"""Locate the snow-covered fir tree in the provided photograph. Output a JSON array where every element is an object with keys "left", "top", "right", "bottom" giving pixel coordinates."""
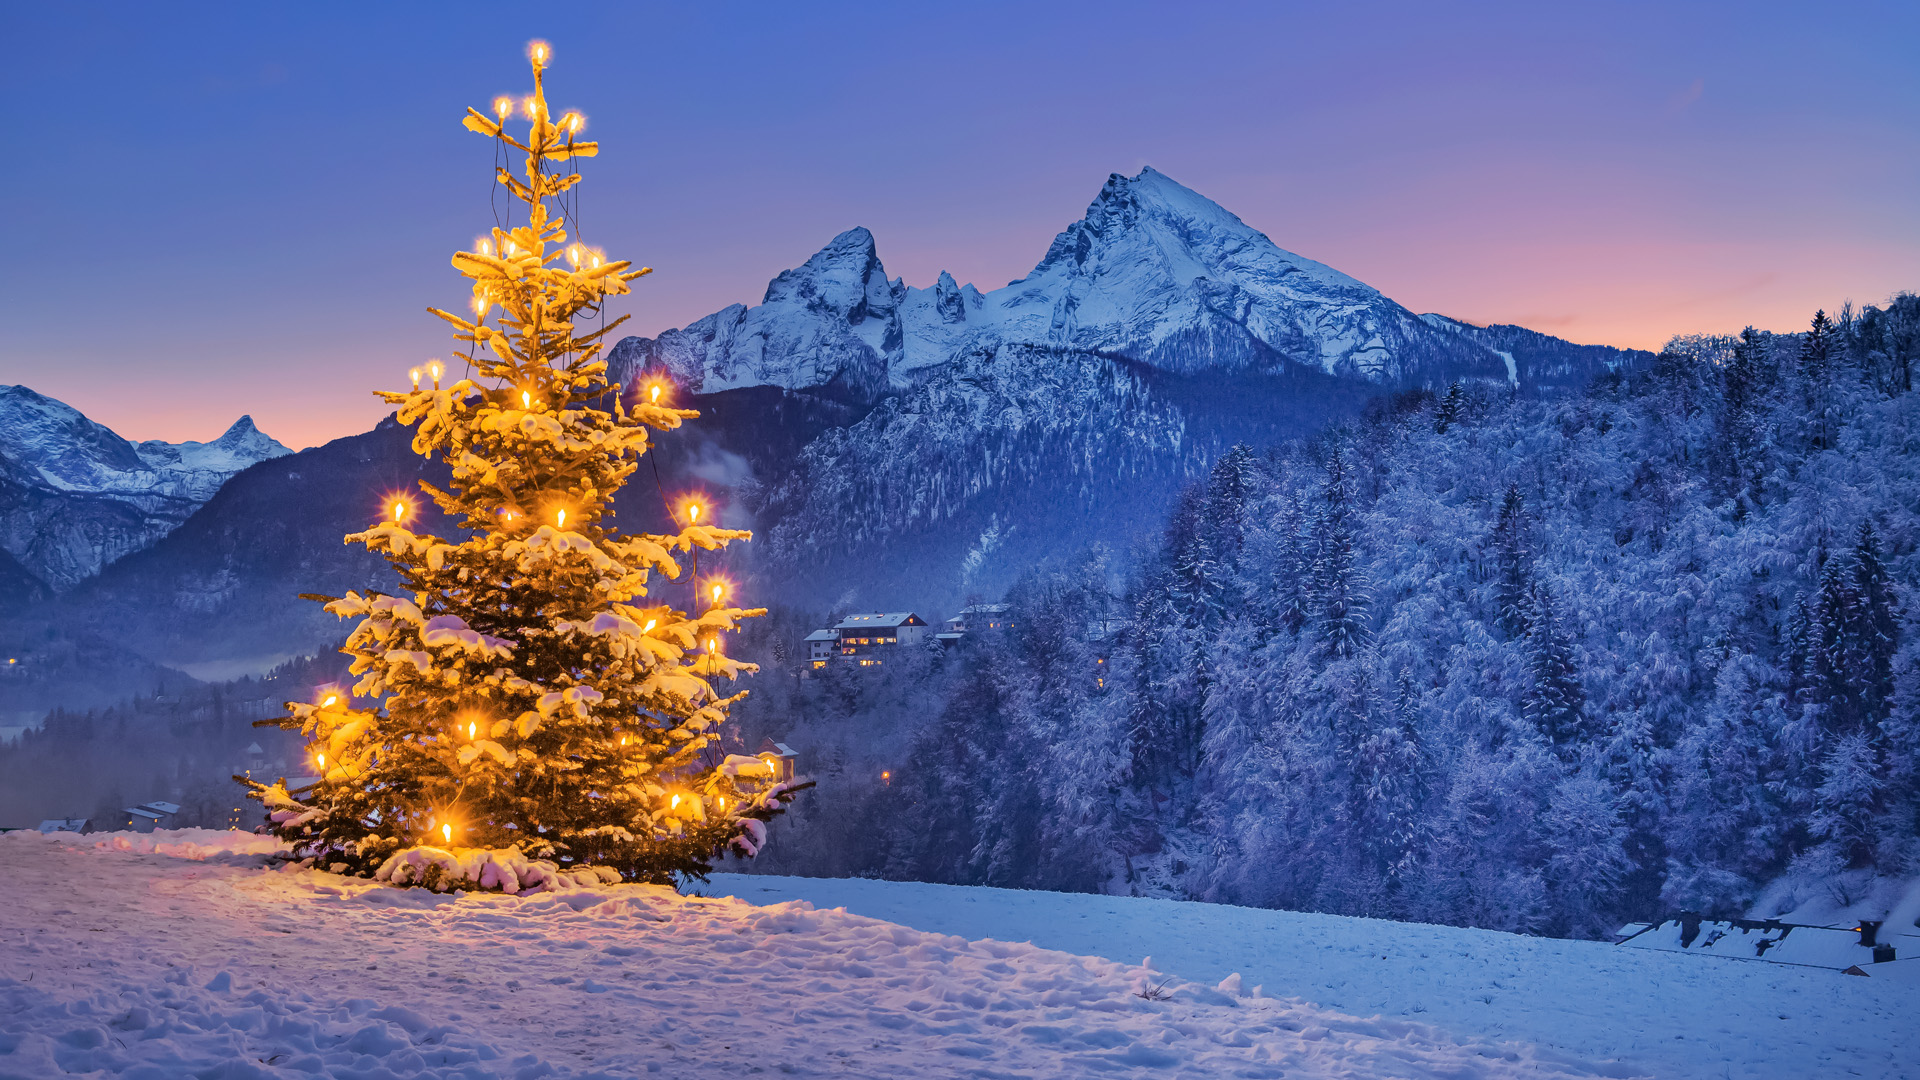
[{"left": 248, "top": 43, "right": 801, "bottom": 888}]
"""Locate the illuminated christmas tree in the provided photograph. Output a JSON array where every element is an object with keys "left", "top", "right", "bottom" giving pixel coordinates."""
[{"left": 247, "top": 41, "right": 801, "bottom": 889}]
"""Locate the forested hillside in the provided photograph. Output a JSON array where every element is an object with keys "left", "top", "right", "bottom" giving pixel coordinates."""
[{"left": 746, "top": 297, "right": 1920, "bottom": 937}]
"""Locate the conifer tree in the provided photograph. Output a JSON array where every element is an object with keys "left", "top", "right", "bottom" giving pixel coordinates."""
[
  {"left": 247, "top": 43, "right": 801, "bottom": 888},
  {"left": 1309, "top": 451, "right": 1370, "bottom": 661},
  {"left": 1490, "top": 484, "right": 1532, "bottom": 639}
]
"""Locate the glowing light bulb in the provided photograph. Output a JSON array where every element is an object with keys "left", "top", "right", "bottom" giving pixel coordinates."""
[
  {"left": 522, "top": 390, "right": 532, "bottom": 408},
  {"left": 528, "top": 40, "right": 549, "bottom": 65},
  {"left": 429, "top": 362, "right": 442, "bottom": 384},
  {"left": 717, "top": 797, "right": 726, "bottom": 809},
  {"left": 392, "top": 500, "right": 407, "bottom": 522},
  {"left": 506, "top": 512, "right": 515, "bottom": 521},
  {"left": 441, "top": 822, "right": 452, "bottom": 843},
  {"left": 588, "top": 253, "right": 602, "bottom": 269},
  {"left": 686, "top": 503, "right": 701, "bottom": 523},
  {"left": 711, "top": 583, "right": 724, "bottom": 604},
  {"left": 670, "top": 794, "right": 681, "bottom": 809},
  {"left": 649, "top": 384, "right": 662, "bottom": 404},
  {"left": 316, "top": 752, "right": 326, "bottom": 769},
  {"left": 620, "top": 735, "right": 627, "bottom": 746},
  {"left": 642, "top": 619, "right": 656, "bottom": 633},
  {"left": 322, "top": 695, "right": 338, "bottom": 708},
  {"left": 493, "top": 97, "right": 512, "bottom": 120},
  {"left": 556, "top": 509, "right": 567, "bottom": 528},
  {"left": 567, "top": 245, "right": 581, "bottom": 267},
  {"left": 565, "top": 114, "right": 583, "bottom": 134},
  {"left": 522, "top": 97, "right": 537, "bottom": 120},
  {"left": 477, "top": 238, "right": 493, "bottom": 257},
  {"left": 467, "top": 721, "right": 477, "bottom": 739},
  {"left": 409, "top": 368, "right": 420, "bottom": 389},
  {"left": 472, "top": 296, "right": 487, "bottom": 318},
  {"left": 709, "top": 638, "right": 718, "bottom": 653}
]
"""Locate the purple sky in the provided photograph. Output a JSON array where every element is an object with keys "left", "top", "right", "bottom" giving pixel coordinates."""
[{"left": 5, "top": 2, "right": 1916, "bottom": 449}]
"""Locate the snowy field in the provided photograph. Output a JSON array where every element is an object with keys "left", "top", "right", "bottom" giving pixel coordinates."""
[
  {"left": 0, "top": 832, "right": 1906, "bottom": 1080},
  {"left": 710, "top": 875, "right": 1917, "bottom": 1080}
]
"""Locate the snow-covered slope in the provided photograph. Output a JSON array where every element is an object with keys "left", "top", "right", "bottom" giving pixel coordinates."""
[
  {"left": 0, "top": 386, "right": 290, "bottom": 591},
  {"left": 720, "top": 873, "right": 1917, "bottom": 1080},
  {"left": 609, "top": 168, "right": 1545, "bottom": 398},
  {"left": 2, "top": 829, "right": 1615, "bottom": 1079}
]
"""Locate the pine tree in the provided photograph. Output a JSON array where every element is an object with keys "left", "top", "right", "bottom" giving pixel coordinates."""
[
  {"left": 1309, "top": 450, "right": 1370, "bottom": 661},
  {"left": 1800, "top": 309, "right": 1836, "bottom": 451},
  {"left": 1849, "top": 521, "right": 1898, "bottom": 725},
  {"left": 1490, "top": 483, "right": 1532, "bottom": 638},
  {"left": 1520, "top": 584, "right": 1587, "bottom": 749},
  {"left": 247, "top": 43, "right": 801, "bottom": 888}
]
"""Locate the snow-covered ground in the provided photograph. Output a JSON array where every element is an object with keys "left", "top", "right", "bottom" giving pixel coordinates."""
[
  {"left": 0, "top": 831, "right": 1908, "bottom": 1079},
  {"left": 708, "top": 874, "right": 1917, "bottom": 1080}
]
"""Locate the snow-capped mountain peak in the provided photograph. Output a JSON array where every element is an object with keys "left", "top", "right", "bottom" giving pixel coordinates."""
[
  {"left": 135, "top": 414, "right": 291, "bottom": 485},
  {"left": 0, "top": 386, "right": 291, "bottom": 590},
  {"left": 611, "top": 167, "right": 1517, "bottom": 396}
]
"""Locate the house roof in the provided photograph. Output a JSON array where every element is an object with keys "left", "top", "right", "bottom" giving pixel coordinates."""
[
  {"left": 125, "top": 807, "right": 164, "bottom": 821},
  {"left": 804, "top": 629, "right": 841, "bottom": 641},
  {"left": 958, "top": 604, "right": 1009, "bottom": 615},
  {"left": 140, "top": 802, "right": 181, "bottom": 816},
  {"left": 834, "top": 612, "right": 925, "bottom": 629},
  {"left": 38, "top": 819, "right": 86, "bottom": 833}
]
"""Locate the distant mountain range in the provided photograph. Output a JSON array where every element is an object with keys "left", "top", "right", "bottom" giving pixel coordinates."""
[
  {"left": 0, "top": 168, "right": 1651, "bottom": 709},
  {"left": 0, "top": 386, "right": 289, "bottom": 593}
]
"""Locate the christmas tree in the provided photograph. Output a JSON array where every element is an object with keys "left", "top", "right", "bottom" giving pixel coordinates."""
[{"left": 246, "top": 41, "right": 802, "bottom": 889}]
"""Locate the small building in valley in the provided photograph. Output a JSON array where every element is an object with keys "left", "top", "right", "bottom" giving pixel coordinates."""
[{"left": 799, "top": 612, "right": 930, "bottom": 671}]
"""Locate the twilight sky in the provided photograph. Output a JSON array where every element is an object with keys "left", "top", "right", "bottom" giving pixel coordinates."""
[{"left": 4, "top": 1, "right": 1917, "bottom": 449}]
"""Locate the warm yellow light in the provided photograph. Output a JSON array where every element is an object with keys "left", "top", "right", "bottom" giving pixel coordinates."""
[
  {"left": 316, "top": 752, "right": 326, "bottom": 769},
  {"left": 429, "top": 362, "right": 442, "bottom": 383},
  {"left": 718, "top": 796, "right": 726, "bottom": 809},
  {"left": 493, "top": 97, "right": 513, "bottom": 120},
  {"left": 322, "top": 694, "right": 338, "bottom": 708},
  {"left": 392, "top": 500, "right": 407, "bottom": 522},
  {"left": 567, "top": 245, "right": 581, "bottom": 267},
  {"left": 472, "top": 296, "right": 488, "bottom": 317},
  {"left": 557, "top": 509, "right": 567, "bottom": 528},
  {"left": 588, "top": 253, "right": 602, "bottom": 269},
  {"left": 642, "top": 619, "right": 656, "bottom": 633},
  {"left": 506, "top": 512, "right": 514, "bottom": 521},
  {"left": 409, "top": 368, "right": 421, "bottom": 388},
  {"left": 477, "top": 238, "right": 493, "bottom": 257},
  {"left": 467, "top": 721, "right": 477, "bottom": 739},
  {"left": 528, "top": 40, "right": 550, "bottom": 66},
  {"left": 711, "top": 583, "right": 724, "bottom": 604},
  {"left": 564, "top": 113, "right": 584, "bottom": 135},
  {"left": 686, "top": 502, "right": 701, "bottom": 523},
  {"left": 709, "top": 638, "right": 719, "bottom": 653},
  {"left": 670, "top": 794, "right": 681, "bottom": 809},
  {"left": 441, "top": 822, "right": 453, "bottom": 843},
  {"left": 620, "top": 735, "right": 627, "bottom": 746},
  {"left": 522, "top": 96, "right": 538, "bottom": 120},
  {"left": 649, "top": 383, "right": 662, "bottom": 404},
  {"left": 522, "top": 390, "right": 532, "bottom": 408}
]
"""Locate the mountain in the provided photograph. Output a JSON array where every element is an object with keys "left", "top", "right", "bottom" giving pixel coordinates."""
[
  {"left": 0, "top": 387, "right": 291, "bottom": 592},
  {"left": 608, "top": 168, "right": 1572, "bottom": 401},
  {"left": 9, "top": 168, "right": 1651, "bottom": 688}
]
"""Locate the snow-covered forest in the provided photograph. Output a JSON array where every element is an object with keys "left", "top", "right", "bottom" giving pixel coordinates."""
[{"left": 747, "top": 297, "right": 1920, "bottom": 938}]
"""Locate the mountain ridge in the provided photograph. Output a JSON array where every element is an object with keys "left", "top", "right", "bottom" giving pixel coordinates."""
[
  {"left": 607, "top": 168, "right": 1602, "bottom": 403},
  {"left": 0, "top": 386, "right": 291, "bottom": 592}
]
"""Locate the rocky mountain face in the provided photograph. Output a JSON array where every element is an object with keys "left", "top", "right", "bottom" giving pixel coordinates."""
[
  {"left": 607, "top": 168, "right": 1577, "bottom": 401},
  {"left": 0, "top": 386, "right": 291, "bottom": 593}
]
